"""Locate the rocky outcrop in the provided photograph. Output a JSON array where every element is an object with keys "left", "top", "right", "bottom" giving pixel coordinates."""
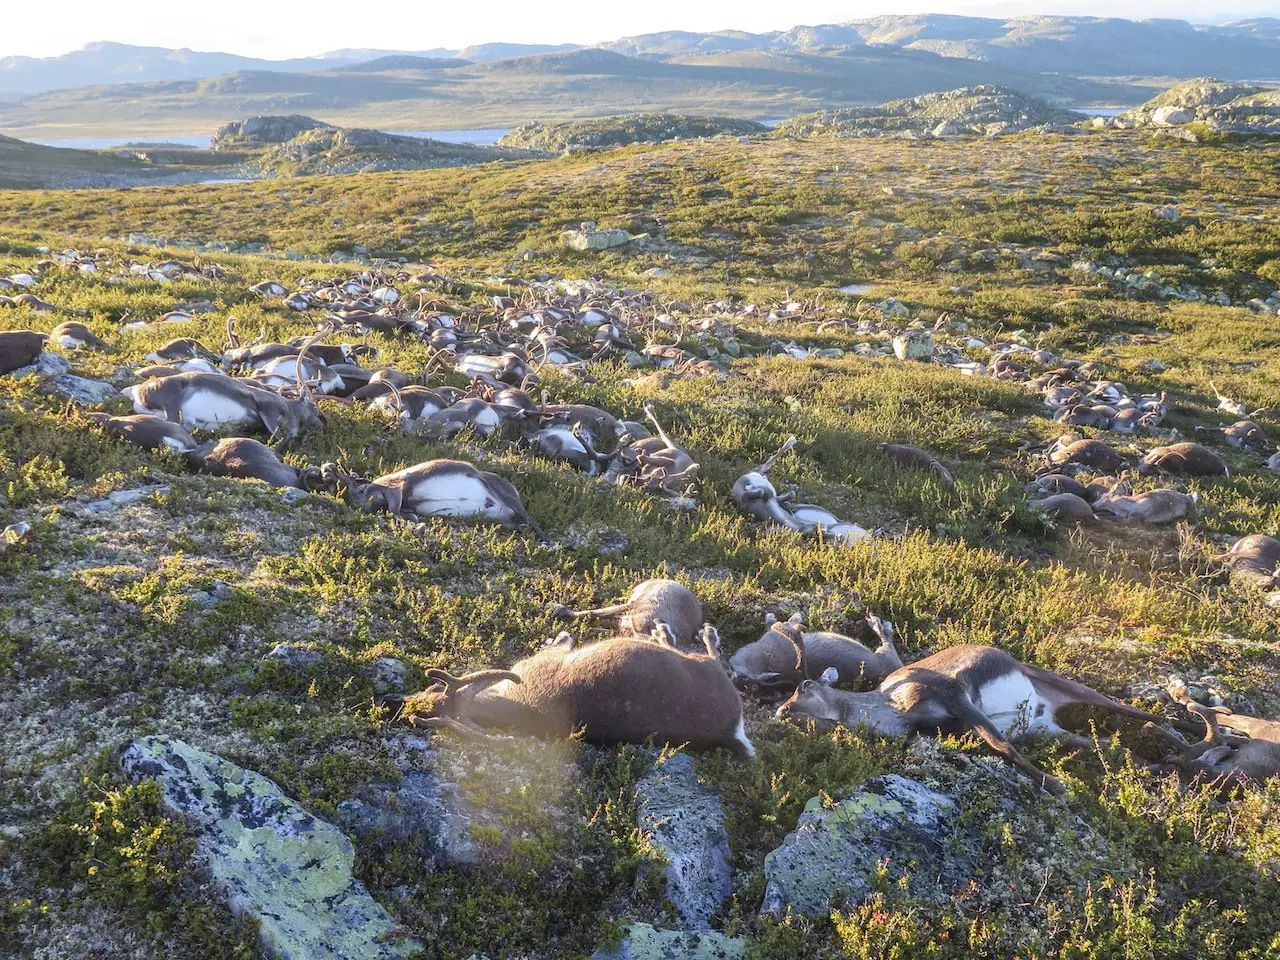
[
  {"left": 636, "top": 753, "right": 732, "bottom": 930},
  {"left": 498, "top": 114, "right": 767, "bottom": 152},
  {"left": 776, "top": 86, "right": 1079, "bottom": 139},
  {"left": 561, "top": 221, "right": 633, "bottom": 251},
  {"left": 252, "top": 127, "right": 534, "bottom": 177},
  {"left": 1116, "top": 78, "right": 1280, "bottom": 134},
  {"left": 211, "top": 115, "right": 331, "bottom": 151},
  {"left": 592, "top": 924, "right": 745, "bottom": 960},
  {"left": 120, "top": 736, "right": 418, "bottom": 960}
]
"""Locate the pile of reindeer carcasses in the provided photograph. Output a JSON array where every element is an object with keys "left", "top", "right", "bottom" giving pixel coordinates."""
[{"left": 105, "top": 267, "right": 745, "bottom": 523}]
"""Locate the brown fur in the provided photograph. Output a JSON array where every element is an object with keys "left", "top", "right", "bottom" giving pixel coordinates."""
[
  {"left": 395, "top": 632, "right": 753, "bottom": 757},
  {"left": 553, "top": 579, "right": 702, "bottom": 645}
]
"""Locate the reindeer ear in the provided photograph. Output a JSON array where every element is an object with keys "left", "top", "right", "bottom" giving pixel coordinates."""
[
  {"left": 788, "top": 612, "right": 804, "bottom": 624},
  {"left": 819, "top": 667, "right": 840, "bottom": 686}
]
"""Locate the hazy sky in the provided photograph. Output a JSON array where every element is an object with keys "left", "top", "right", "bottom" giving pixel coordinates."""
[{"left": 1, "top": 1, "right": 1273, "bottom": 60}]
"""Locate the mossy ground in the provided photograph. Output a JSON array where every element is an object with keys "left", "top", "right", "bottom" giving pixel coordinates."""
[{"left": 2, "top": 130, "right": 1279, "bottom": 958}]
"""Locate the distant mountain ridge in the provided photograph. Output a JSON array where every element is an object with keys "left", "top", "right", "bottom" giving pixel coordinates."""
[{"left": 3, "top": 16, "right": 1280, "bottom": 97}]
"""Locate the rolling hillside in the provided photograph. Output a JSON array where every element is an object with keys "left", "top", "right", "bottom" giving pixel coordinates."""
[{"left": 0, "top": 46, "right": 1148, "bottom": 140}]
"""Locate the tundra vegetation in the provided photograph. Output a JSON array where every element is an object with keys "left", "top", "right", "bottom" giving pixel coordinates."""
[{"left": 2, "top": 128, "right": 1280, "bottom": 959}]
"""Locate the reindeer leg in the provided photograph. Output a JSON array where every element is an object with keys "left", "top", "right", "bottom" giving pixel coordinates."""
[{"left": 943, "top": 694, "right": 1067, "bottom": 795}]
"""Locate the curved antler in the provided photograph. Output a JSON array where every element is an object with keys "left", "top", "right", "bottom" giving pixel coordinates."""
[{"left": 773, "top": 621, "right": 807, "bottom": 679}]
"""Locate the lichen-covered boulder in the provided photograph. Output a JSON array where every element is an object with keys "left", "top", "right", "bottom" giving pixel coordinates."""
[
  {"left": 120, "top": 736, "right": 419, "bottom": 960},
  {"left": 562, "top": 222, "right": 632, "bottom": 251},
  {"left": 10, "top": 350, "right": 71, "bottom": 378},
  {"left": 1152, "top": 105, "right": 1193, "bottom": 126},
  {"left": 636, "top": 753, "right": 732, "bottom": 930},
  {"left": 892, "top": 329, "right": 934, "bottom": 361},
  {"left": 51, "top": 374, "right": 116, "bottom": 403},
  {"left": 336, "top": 770, "right": 479, "bottom": 867},
  {"left": 592, "top": 923, "right": 745, "bottom": 960},
  {"left": 761, "top": 774, "right": 967, "bottom": 916}
]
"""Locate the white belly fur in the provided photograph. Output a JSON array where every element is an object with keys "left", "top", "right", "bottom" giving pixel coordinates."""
[
  {"left": 974, "top": 672, "right": 1063, "bottom": 738},
  {"left": 407, "top": 474, "right": 505, "bottom": 520},
  {"left": 178, "top": 390, "right": 255, "bottom": 430}
]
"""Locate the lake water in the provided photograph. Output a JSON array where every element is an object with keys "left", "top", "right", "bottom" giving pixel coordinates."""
[
  {"left": 1072, "top": 107, "right": 1126, "bottom": 117},
  {"left": 33, "top": 127, "right": 514, "bottom": 150}
]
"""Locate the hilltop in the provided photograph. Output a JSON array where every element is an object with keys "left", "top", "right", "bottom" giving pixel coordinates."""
[
  {"left": 775, "top": 85, "right": 1081, "bottom": 138},
  {"left": 250, "top": 125, "right": 536, "bottom": 176},
  {"left": 1115, "top": 77, "right": 1280, "bottom": 134},
  {"left": 497, "top": 113, "right": 768, "bottom": 151}
]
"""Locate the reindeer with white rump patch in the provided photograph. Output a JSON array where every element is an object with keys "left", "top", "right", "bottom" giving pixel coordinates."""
[{"left": 777, "top": 634, "right": 1162, "bottom": 794}]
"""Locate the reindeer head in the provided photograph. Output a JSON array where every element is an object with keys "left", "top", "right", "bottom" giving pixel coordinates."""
[
  {"left": 388, "top": 668, "right": 521, "bottom": 741},
  {"left": 775, "top": 670, "right": 843, "bottom": 729}
]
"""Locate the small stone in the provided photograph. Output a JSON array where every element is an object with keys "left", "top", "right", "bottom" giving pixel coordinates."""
[
  {"left": 1, "top": 521, "right": 31, "bottom": 553},
  {"left": 1152, "top": 205, "right": 1180, "bottom": 221},
  {"left": 643, "top": 267, "right": 670, "bottom": 278},
  {"left": 592, "top": 924, "right": 745, "bottom": 960},
  {"left": 85, "top": 484, "right": 170, "bottom": 513},
  {"left": 280, "top": 487, "right": 311, "bottom": 505},
  {"left": 370, "top": 657, "right": 407, "bottom": 695},
  {"left": 265, "top": 643, "right": 323, "bottom": 671}
]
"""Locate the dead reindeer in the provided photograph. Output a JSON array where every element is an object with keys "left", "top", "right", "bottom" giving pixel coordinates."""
[
  {"left": 331, "top": 458, "right": 545, "bottom": 539},
  {"left": 1025, "top": 474, "right": 1091, "bottom": 501},
  {"left": 1092, "top": 488, "right": 1197, "bottom": 524},
  {"left": 1054, "top": 404, "right": 1113, "bottom": 430},
  {"left": 777, "top": 642, "right": 1162, "bottom": 795},
  {"left": 145, "top": 338, "right": 220, "bottom": 364},
  {"left": 50, "top": 321, "right": 107, "bottom": 350},
  {"left": 1028, "top": 493, "right": 1095, "bottom": 522},
  {"left": 729, "top": 611, "right": 902, "bottom": 692},
  {"left": 185, "top": 437, "right": 324, "bottom": 490},
  {"left": 604, "top": 404, "right": 700, "bottom": 497},
  {"left": 0, "top": 330, "right": 48, "bottom": 374},
  {"left": 1207, "top": 380, "right": 1265, "bottom": 420},
  {"left": 523, "top": 414, "right": 616, "bottom": 475},
  {"left": 1109, "top": 408, "right": 1162, "bottom": 435},
  {"left": 732, "top": 435, "right": 802, "bottom": 529},
  {"left": 123, "top": 370, "right": 323, "bottom": 439},
  {"left": 1196, "top": 420, "right": 1268, "bottom": 451},
  {"left": 1139, "top": 442, "right": 1229, "bottom": 478},
  {"left": 86, "top": 412, "right": 197, "bottom": 453},
  {"left": 1038, "top": 437, "right": 1127, "bottom": 476},
  {"left": 368, "top": 382, "right": 451, "bottom": 426},
  {"left": 349, "top": 368, "right": 409, "bottom": 403},
  {"left": 1212, "top": 534, "right": 1280, "bottom": 587},
  {"left": 387, "top": 622, "right": 754, "bottom": 757},
  {"left": 1146, "top": 679, "right": 1280, "bottom": 788},
  {"left": 876, "top": 443, "right": 955, "bottom": 486},
  {"left": 420, "top": 398, "right": 508, "bottom": 439},
  {"left": 551, "top": 578, "right": 702, "bottom": 646}
]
